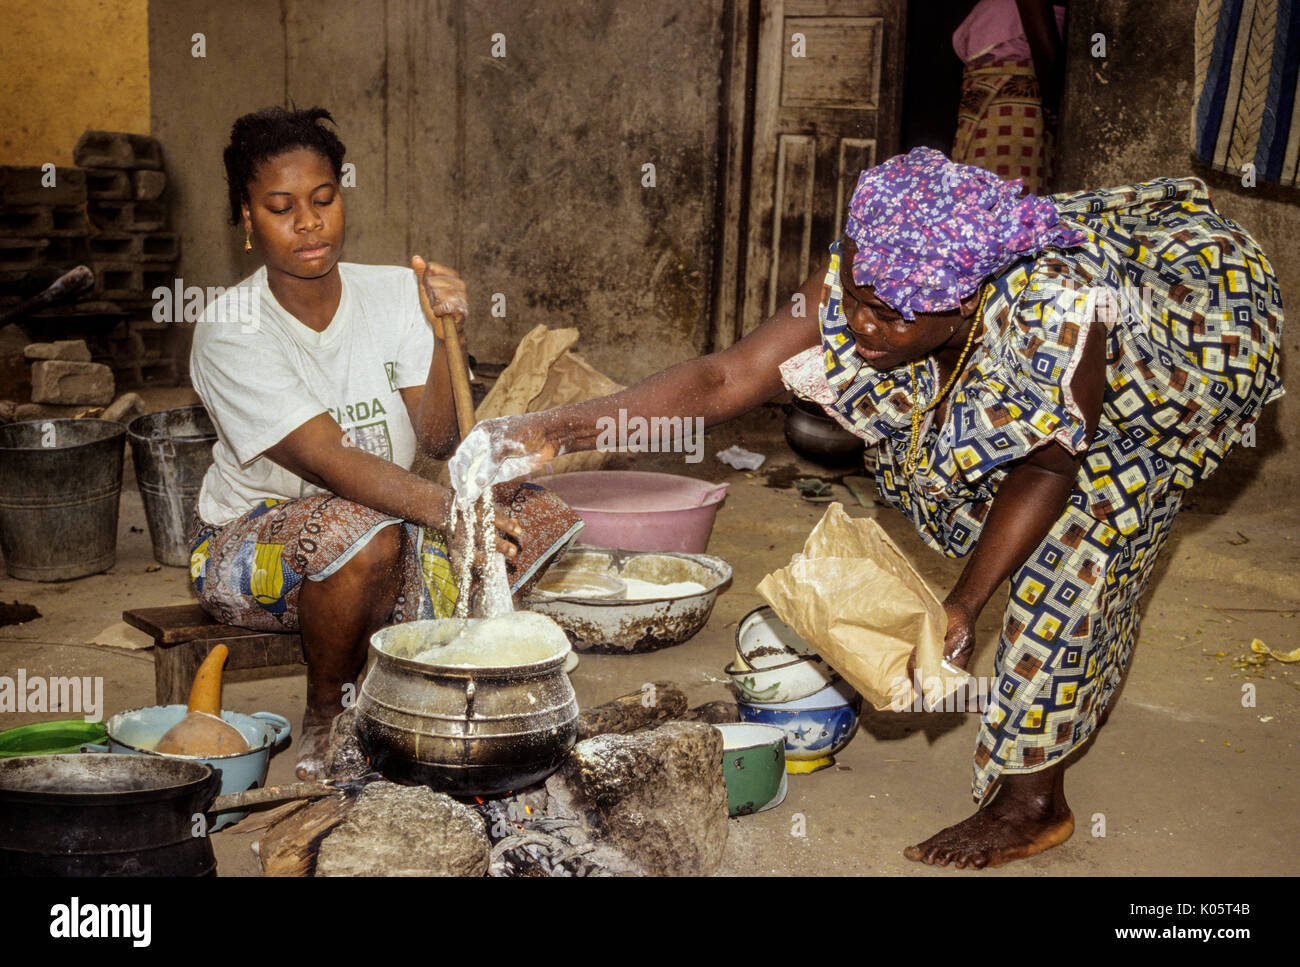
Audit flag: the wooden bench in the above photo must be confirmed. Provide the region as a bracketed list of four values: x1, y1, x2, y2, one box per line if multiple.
[122, 604, 305, 705]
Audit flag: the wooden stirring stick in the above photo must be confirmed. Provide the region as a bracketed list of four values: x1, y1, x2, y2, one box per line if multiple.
[412, 256, 476, 438]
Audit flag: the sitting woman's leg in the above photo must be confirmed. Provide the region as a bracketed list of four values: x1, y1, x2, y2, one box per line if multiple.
[295, 521, 405, 778]
[190, 495, 426, 779]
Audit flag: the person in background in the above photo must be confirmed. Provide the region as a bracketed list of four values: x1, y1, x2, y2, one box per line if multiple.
[952, 0, 1067, 191]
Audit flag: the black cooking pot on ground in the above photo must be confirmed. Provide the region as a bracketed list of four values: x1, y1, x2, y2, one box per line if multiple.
[0, 754, 220, 876]
[783, 397, 867, 467]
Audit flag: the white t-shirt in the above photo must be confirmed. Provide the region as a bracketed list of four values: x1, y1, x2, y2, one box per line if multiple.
[190, 262, 436, 526]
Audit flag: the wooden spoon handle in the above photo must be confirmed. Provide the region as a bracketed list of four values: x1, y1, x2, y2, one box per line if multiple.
[414, 266, 477, 439]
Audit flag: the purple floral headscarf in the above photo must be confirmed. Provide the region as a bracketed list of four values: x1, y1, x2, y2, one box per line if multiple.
[844, 147, 1086, 319]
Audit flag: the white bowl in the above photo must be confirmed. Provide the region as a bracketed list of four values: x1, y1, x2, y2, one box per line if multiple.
[724, 655, 837, 705]
[736, 606, 822, 669]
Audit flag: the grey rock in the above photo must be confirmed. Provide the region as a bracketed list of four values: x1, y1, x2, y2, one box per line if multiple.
[544, 721, 729, 876]
[325, 705, 369, 781]
[101, 392, 146, 424]
[316, 781, 490, 877]
[132, 169, 167, 201]
[23, 340, 92, 362]
[30, 360, 114, 405]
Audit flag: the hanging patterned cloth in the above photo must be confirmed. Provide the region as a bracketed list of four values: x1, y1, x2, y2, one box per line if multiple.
[1193, 0, 1300, 186]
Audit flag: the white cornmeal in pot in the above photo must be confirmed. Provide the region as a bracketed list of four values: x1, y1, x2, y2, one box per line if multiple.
[408, 611, 570, 667]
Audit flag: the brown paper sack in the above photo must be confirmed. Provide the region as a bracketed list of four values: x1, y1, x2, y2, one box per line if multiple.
[756, 503, 971, 712]
[437, 324, 624, 486]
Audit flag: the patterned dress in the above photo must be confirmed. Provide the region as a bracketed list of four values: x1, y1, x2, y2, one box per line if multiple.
[781, 177, 1284, 802]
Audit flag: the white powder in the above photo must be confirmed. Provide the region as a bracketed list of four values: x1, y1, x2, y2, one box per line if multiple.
[408, 611, 571, 667]
[619, 578, 708, 600]
[531, 573, 708, 600]
[446, 422, 537, 618]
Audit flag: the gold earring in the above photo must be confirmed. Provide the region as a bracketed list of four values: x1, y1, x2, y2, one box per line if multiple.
[244, 232, 252, 253]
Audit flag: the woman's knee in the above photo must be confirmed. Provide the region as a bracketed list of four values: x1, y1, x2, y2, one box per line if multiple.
[326, 522, 404, 588]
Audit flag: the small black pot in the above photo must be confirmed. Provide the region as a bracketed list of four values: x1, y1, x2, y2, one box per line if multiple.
[783, 398, 866, 467]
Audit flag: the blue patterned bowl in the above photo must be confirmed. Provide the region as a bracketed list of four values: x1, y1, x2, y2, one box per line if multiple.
[738, 680, 861, 774]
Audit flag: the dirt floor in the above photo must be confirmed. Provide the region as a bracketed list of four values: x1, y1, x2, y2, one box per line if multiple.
[1, 387, 1297, 877]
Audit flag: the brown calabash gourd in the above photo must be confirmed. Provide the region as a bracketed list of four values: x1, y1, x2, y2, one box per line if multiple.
[154, 644, 250, 756]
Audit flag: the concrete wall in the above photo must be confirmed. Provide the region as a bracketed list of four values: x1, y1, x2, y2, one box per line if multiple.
[0, 0, 150, 164]
[149, 0, 727, 381]
[1054, 0, 1298, 508]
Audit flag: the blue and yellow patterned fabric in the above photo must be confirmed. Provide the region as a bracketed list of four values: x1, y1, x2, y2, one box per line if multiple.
[189, 495, 459, 633]
[814, 177, 1283, 801]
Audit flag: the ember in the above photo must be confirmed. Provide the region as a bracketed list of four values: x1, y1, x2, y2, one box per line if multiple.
[474, 787, 610, 877]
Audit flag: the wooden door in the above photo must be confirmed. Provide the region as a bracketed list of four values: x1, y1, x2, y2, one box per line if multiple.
[713, 0, 906, 347]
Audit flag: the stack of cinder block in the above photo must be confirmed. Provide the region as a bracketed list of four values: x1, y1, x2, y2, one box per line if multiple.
[0, 337, 145, 425]
[75, 131, 180, 385]
[0, 166, 90, 306]
[0, 132, 182, 395]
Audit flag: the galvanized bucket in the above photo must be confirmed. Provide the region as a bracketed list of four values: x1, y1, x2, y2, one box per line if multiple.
[0, 418, 126, 581]
[127, 404, 216, 567]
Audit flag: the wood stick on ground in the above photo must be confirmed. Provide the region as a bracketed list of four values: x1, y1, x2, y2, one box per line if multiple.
[221, 799, 309, 835]
[258, 795, 355, 877]
[212, 780, 336, 813]
[576, 680, 688, 740]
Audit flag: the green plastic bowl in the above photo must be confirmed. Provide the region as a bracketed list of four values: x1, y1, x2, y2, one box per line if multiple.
[0, 720, 107, 757]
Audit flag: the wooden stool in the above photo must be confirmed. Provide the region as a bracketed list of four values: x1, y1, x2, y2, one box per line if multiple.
[122, 604, 305, 706]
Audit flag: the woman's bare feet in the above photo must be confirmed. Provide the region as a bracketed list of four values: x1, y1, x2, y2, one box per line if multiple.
[904, 763, 1073, 869]
[295, 713, 333, 780]
[295, 524, 404, 780]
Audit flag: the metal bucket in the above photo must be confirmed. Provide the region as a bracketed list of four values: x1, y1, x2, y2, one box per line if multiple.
[0, 419, 126, 581]
[127, 405, 216, 567]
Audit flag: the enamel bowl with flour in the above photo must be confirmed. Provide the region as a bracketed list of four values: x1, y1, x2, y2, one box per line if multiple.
[357, 612, 578, 796]
[523, 546, 733, 653]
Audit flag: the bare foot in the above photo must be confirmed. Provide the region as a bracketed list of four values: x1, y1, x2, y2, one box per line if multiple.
[904, 764, 1073, 869]
[295, 715, 332, 780]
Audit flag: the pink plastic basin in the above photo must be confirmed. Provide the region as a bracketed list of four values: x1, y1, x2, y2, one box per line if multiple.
[531, 471, 729, 553]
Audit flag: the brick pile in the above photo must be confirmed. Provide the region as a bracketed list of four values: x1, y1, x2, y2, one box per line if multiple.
[0, 130, 182, 392]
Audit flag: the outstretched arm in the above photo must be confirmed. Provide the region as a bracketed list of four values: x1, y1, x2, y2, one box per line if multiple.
[263, 414, 520, 553]
[943, 314, 1106, 669]
[515, 258, 828, 459]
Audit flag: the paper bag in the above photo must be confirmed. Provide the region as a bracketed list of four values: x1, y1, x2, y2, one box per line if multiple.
[437, 324, 625, 485]
[756, 503, 970, 711]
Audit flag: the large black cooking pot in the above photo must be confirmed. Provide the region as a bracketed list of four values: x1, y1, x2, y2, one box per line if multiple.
[359, 620, 579, 797]
[0, 754, 220, 876]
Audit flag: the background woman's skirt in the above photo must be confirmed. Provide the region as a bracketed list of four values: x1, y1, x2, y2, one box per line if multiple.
[952, 62, 1052, 191]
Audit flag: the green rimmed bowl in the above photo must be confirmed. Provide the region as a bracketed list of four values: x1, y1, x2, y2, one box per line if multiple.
[714, 723, 787, 817]
[0, 720, 107, 758]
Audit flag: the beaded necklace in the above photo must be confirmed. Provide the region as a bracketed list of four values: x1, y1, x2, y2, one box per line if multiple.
[902, 284, 991, 476]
